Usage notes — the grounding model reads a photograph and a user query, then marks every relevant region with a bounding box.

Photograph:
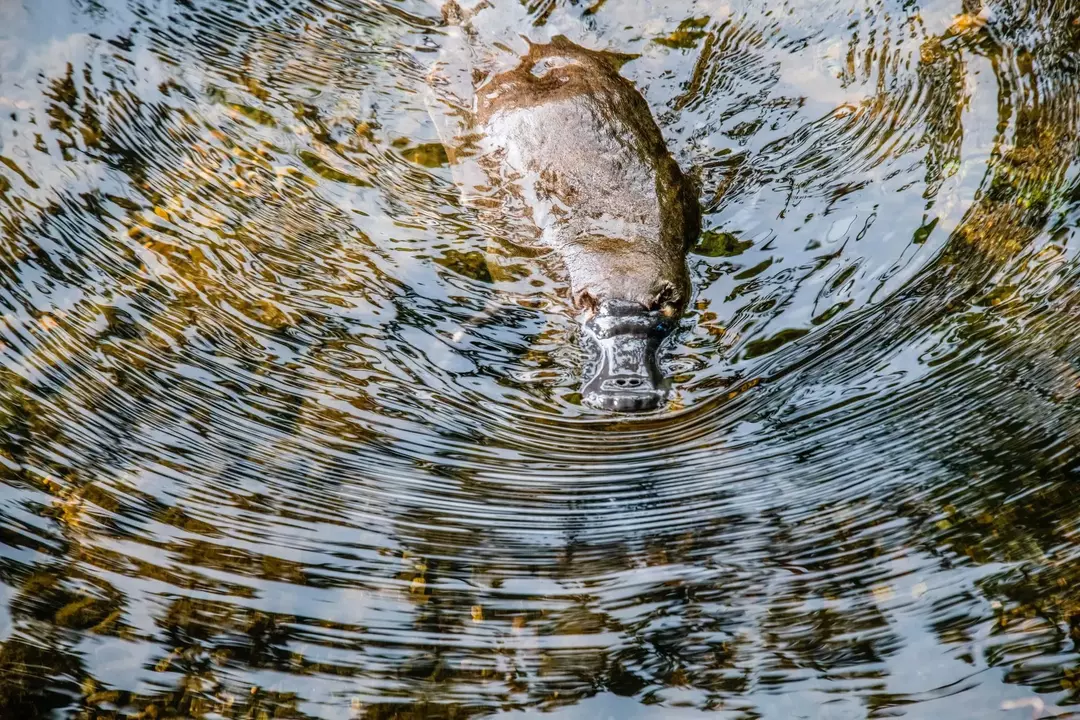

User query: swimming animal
[428,6,700,411]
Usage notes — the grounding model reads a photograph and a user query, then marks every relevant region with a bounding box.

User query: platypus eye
[650,284,680,315]
[574,289,599,314]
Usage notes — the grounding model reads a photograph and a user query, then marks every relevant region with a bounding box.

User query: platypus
[429,8,700,411]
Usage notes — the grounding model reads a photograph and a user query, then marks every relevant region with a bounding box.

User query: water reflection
[1,0,1079,717]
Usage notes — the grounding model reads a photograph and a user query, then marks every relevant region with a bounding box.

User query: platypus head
[567,241,690,413]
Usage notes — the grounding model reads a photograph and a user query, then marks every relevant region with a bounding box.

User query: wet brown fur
[470,35,700,313]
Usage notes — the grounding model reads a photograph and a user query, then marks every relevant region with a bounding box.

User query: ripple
[1,0,1080,717]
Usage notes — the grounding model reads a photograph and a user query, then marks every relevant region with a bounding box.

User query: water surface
[1,0,1080,717]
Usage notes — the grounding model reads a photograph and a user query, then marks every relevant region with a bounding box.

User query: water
[1,0,1079,717]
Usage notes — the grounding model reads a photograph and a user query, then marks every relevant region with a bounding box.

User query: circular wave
[0,0,1079,718]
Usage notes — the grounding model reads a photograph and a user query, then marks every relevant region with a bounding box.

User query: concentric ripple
[1,0,1080,717]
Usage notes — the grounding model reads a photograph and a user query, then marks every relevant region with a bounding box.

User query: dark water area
[1,0,1080,717]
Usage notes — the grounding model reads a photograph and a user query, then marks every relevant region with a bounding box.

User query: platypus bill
[429,11,700,412]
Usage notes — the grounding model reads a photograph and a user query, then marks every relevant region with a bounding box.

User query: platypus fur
[433,10,700,411]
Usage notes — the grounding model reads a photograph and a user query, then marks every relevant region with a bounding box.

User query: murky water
[1,0,1079,717]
